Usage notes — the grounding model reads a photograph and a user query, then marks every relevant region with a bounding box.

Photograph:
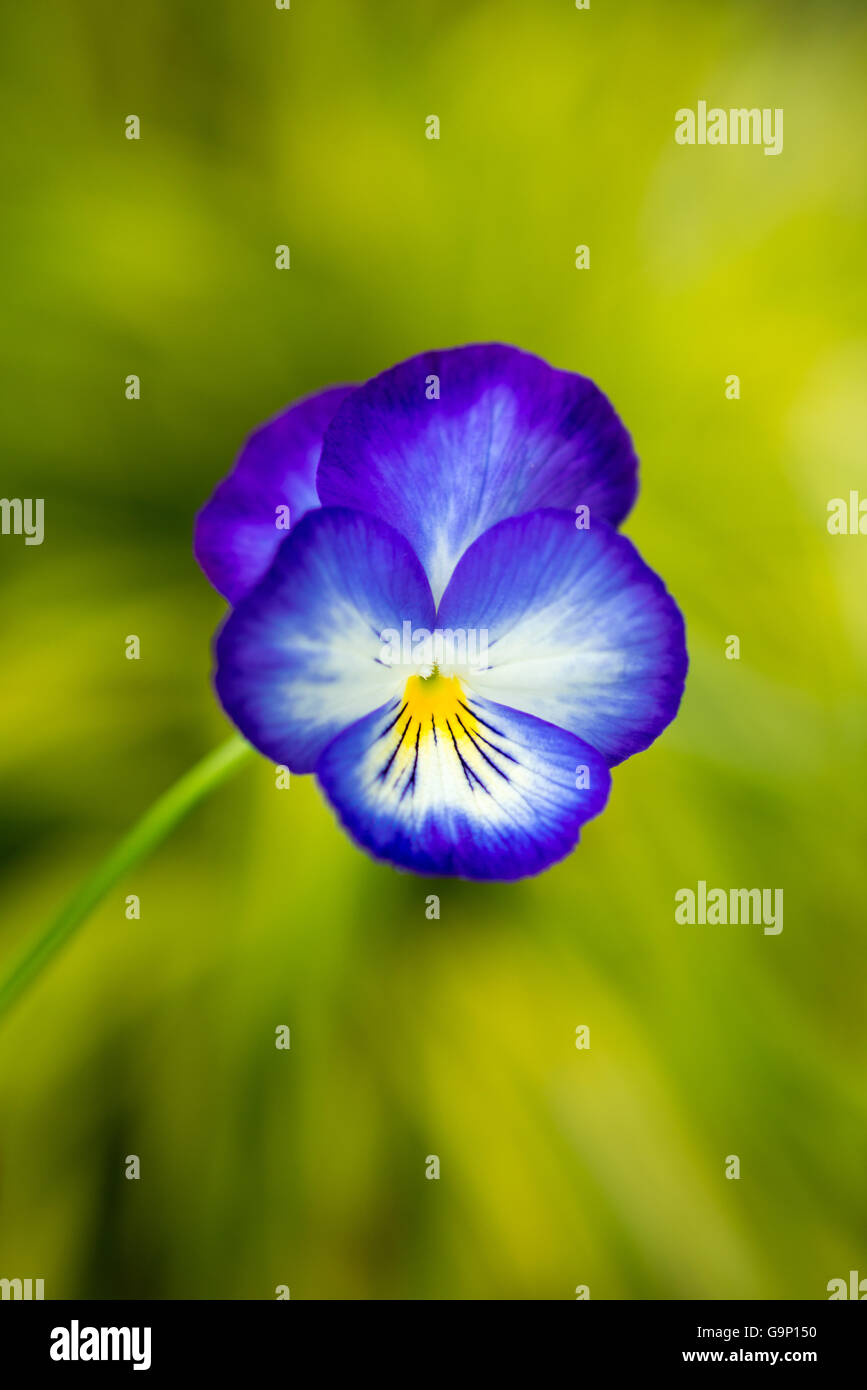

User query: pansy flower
[195,345,687,880]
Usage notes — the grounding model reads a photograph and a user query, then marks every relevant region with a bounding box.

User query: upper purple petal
[316,343,638,603]
[194,384,353,603]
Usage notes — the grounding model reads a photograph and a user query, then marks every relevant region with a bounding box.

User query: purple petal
[195,384,353,603]
[316,684,611,880]
[436,508,688,765]
[215,507,435,773]
[317,344,638,602]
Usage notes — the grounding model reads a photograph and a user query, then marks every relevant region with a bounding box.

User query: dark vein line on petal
[455,716,511,781]
[379,714,412,779]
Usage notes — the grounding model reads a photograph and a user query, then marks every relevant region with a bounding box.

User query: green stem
[0,734,253,1026]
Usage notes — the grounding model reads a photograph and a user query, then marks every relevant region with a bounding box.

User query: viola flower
[195,345,687,880]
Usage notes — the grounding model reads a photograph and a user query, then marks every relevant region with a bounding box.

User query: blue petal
[215,508,435,772]
[317,344,638,603]
[316,677,611,879]
[195,384,353,603]
[436,509,687,765]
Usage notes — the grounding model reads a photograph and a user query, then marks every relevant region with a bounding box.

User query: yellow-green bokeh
[1,0,866,1298]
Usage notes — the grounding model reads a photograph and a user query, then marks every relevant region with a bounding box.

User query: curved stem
[0,734,253,1026]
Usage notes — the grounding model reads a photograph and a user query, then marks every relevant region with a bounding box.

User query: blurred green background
[1,0,866,1300]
